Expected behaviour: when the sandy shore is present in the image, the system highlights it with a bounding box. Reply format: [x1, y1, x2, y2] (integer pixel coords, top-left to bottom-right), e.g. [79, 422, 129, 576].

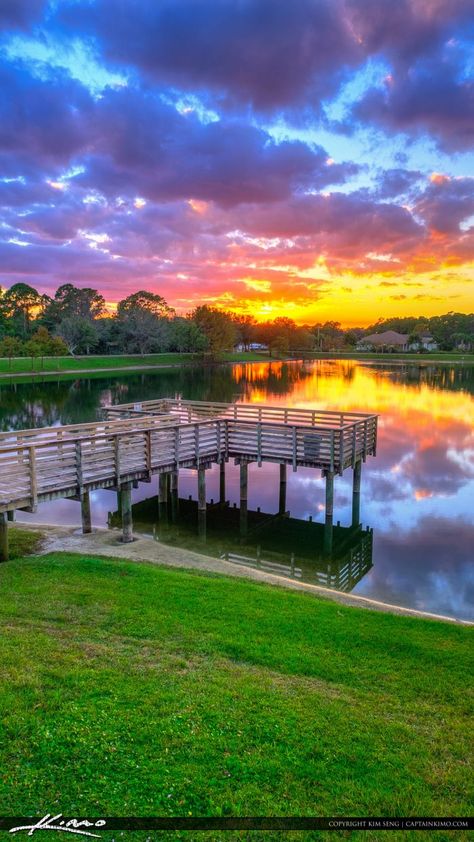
[11, 522, 471, 625]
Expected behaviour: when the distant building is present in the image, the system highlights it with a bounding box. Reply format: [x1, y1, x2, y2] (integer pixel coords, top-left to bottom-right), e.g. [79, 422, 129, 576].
[235, 342, 268, 352]
[412, 334, 438, 351]
[357, 330, 410, 352]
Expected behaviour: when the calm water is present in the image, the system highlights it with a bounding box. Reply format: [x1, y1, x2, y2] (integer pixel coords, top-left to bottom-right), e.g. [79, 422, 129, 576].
[2, 360, 473, 620]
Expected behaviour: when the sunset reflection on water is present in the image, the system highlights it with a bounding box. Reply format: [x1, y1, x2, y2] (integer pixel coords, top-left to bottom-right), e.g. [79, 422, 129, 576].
[7, 360, 474, 620]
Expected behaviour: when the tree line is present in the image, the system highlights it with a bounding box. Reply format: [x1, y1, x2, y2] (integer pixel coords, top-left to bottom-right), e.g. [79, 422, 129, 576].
[0, 282, 472, 361]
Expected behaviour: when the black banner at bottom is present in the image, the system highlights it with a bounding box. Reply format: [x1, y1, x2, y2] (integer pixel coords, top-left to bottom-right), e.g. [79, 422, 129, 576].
[0, 816, 473, 833]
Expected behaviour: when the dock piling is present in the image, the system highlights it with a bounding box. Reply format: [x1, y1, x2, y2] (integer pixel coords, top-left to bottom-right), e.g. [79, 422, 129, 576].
[240, 462, 248, 540]
[352, 459, 362, 527]
[219, 460, 226, 506]
[278, 463, 287, 514]
[121, 481, 133, 543]
[198, 466, 206, 540]
[170, 470, 179, 523]
[158, 473, 168, 521]
[80, 490, 92, 534]
[324, 470, 334, 555]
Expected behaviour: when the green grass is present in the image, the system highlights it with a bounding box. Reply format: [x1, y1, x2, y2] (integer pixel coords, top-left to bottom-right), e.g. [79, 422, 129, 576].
[0, 352, 200, 376]
[6, 526, 45, 558]
[0, 552, 472, 840]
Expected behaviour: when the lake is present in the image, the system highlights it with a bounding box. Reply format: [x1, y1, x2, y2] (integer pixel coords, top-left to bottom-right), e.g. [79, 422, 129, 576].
[2, 359, 473, 621]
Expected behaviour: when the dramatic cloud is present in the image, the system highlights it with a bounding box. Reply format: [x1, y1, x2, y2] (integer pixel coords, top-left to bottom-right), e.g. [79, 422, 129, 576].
[57, 0, 360, 113]
[0, 0, 472, 321]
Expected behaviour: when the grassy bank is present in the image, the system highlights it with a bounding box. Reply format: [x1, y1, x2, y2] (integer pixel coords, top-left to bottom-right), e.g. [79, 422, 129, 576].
[0, 349, 472, 383]
[304, 351, 474, 363]
[0, 351, 273, 382]
[1, 552, 472, 838]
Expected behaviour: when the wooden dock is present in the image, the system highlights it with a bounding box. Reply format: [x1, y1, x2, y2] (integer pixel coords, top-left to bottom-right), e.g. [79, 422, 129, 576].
[0, 397, 378, 560]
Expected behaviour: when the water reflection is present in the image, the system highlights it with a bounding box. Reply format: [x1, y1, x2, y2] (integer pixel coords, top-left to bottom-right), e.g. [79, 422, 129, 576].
[4, 359, 473, 620]
[108, 493, 373, 593]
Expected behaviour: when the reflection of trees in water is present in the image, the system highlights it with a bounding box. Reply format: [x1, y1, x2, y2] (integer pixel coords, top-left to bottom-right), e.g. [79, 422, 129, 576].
[235, 362, 314, 399]
[365, 363, 474, 394]
[1, 362, 472, 432]
[0, 380, 72, 431]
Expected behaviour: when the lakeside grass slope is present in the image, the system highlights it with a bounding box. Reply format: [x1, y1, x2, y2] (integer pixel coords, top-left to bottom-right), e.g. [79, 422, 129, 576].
[1, 552, 472, 839]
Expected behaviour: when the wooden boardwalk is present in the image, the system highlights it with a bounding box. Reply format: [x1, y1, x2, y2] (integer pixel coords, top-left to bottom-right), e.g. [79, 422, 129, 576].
[0, 397, 378, 560]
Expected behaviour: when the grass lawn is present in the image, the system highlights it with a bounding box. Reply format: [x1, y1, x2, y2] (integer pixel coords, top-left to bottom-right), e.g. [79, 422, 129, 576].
[1, 552, 472, 840]
[0, 353, 200, 376]
[0, 351, 274, 381]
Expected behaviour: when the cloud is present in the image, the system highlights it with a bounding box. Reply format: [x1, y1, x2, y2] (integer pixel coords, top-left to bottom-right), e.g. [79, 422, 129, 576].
[56, 0, 360, 113]
[415, 176, 474, 234]
[0, 0, 46, 31]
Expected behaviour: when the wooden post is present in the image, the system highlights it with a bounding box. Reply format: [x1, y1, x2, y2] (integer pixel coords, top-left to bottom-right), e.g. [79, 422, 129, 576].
[352, 459, 362, 527]
[198, 466, 206, 541]
[324, 470, 334, 555]
[278, 463, 287, 514]
[81, 490, 92, 534]
[158, 473, 168, 521]
[219, 460, 226, 506]
[0, 512, 8, 562]
[121, 481, 133, 543]
[7, 510, 15, 522]
[170, 470, 178, 523]
[240, 461, 248, 540]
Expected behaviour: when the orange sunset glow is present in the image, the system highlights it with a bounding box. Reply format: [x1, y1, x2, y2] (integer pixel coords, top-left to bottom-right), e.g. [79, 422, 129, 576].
[0, 0, 471, 326]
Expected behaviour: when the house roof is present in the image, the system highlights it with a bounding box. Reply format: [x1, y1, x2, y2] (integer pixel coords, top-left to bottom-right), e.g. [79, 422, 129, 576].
[362, 330, 409, 345]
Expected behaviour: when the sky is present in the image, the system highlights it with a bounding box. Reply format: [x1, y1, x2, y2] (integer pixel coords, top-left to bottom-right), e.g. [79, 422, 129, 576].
[0, 0, 473, 326]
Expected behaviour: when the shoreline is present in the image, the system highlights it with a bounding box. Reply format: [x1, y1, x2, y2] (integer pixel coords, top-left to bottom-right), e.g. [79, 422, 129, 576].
[12, 522, 472, 626]
[0, 352, 472, 383]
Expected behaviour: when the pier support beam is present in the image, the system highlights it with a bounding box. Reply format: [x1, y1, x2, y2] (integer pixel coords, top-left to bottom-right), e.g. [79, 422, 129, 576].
[158, 473, 168, 521]
[198, 466, 207, 541]
[0, 512, 8, 562]
[121, 481, 133, 543]
[219, 460, 226, 507]
[80, 490, 92, 534]
[7, 510, 15, 522]
[352, 459, 362, 527]
[240, 462, 248, 540]
[170, 470, 179, 523]
[323, 470, 334, 556]
[278, 463, 287, 514]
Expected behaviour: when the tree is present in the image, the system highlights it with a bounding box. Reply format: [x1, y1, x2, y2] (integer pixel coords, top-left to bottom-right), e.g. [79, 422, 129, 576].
[42, 284, 105, 329]
[115, 290, 175, 355]
[0, 336, 24, 368]
[28, 327, 68, 366]
[232, 315, 256, 350]
[270, 333, 290, 357]
[117, 290, 175, 319]
[56, 317, 99, 355]
[169, 317, 208, 353]
[1, 283, 46, 338]
[191, 306, 237, 356]
[24, 338, 42, 370]
[312, 321, 345, 351]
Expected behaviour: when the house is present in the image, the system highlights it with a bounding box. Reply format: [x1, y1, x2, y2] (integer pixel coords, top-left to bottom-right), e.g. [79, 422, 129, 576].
[235, 342, 269, 352]
[412, 334, 438, 351]
[357, 330, 410, 352]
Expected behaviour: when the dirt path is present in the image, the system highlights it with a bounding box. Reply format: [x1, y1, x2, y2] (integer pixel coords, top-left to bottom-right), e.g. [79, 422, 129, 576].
[15, 523, 470, 625]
